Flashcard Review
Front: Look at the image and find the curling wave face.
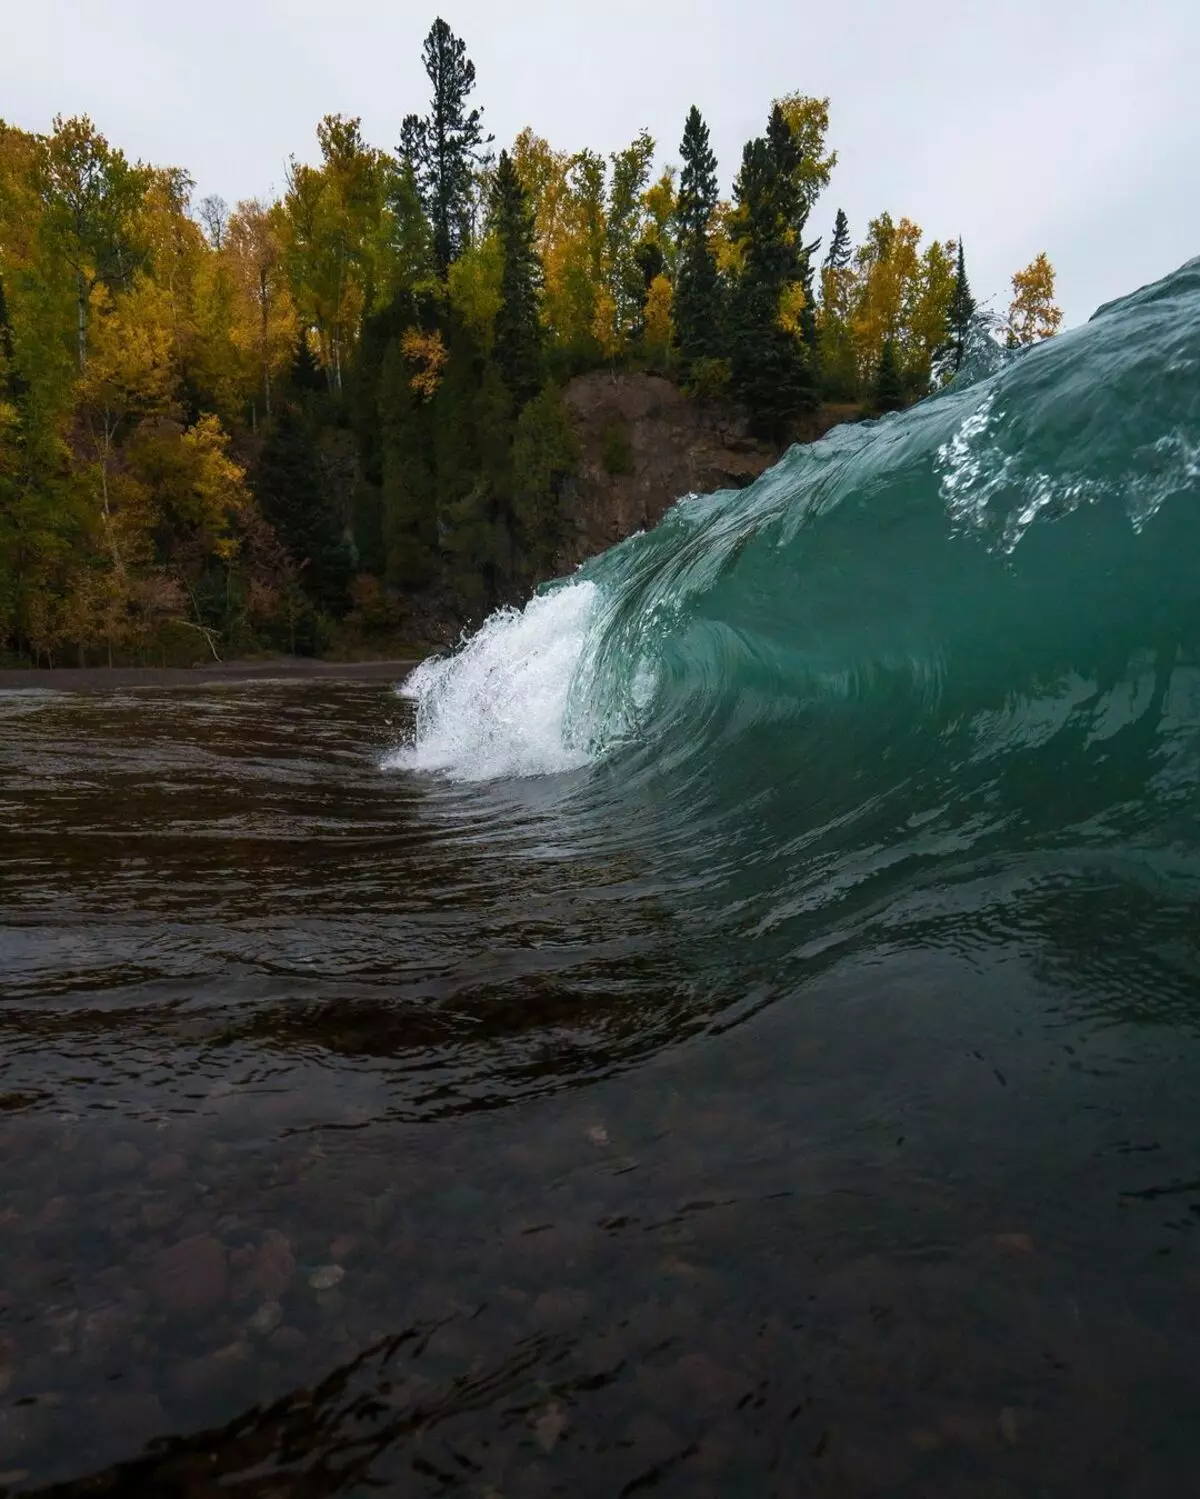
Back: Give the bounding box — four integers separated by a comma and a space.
393, 260, 1200, 1027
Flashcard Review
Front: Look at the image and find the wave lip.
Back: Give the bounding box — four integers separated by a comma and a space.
385, 583, 601, 781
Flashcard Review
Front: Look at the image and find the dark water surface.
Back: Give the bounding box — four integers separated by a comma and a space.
2, 677, 1200, 1497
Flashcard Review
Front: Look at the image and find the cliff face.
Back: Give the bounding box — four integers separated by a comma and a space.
554, 371, 854, 572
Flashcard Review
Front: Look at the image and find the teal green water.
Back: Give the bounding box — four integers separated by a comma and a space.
406, 258, 1200, 1030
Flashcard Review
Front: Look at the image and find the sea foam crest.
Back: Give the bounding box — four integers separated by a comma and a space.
385, 582, 600, 781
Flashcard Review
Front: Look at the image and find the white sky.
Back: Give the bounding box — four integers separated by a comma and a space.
3, 0, 1198, 327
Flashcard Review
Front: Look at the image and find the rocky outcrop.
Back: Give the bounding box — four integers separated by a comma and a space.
555, 371, 855, 571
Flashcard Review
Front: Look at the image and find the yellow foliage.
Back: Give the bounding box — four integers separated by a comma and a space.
591, 288, 620, 361
643, 273, 673, 359
81, 276, 176, 417
772, 94, 838, 214
642, 170, 677, 270
777, 282, 808, 340
1008, 252, 1063, 345
400, 326, 449, 399
711, 201, 745, 278
848, 214, 924, 381
447, 234, 504, 351
223, 199, 298, 418
178, 413, 249, 562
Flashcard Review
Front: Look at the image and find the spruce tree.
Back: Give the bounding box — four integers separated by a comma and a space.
947, 239, 977, 373
289, 330, 326, 395
823, 209, 851, 274
399, 18, 492, 276
254, 403, 350, 616
378, 339, 438, 589
727, 106, 818, 438
673, 106, 722, 374
489, 149, 543, 407
873, 338, 907, 414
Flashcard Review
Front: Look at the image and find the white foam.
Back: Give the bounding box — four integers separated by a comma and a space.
384, 582, 600, 781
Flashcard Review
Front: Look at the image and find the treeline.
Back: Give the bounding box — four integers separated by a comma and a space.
0, 17, 1063, 666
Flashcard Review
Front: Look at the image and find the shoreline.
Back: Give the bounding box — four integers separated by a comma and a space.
0, 658, 422, 691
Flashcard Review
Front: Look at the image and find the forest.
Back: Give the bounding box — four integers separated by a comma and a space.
0, 18, 1063, 665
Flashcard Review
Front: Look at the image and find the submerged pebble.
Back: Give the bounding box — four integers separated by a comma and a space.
246, 1301, 283, 1337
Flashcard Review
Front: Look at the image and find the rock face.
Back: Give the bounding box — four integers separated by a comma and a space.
555, 372, 854, 572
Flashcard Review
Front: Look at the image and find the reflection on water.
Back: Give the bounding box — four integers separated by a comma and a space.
2, 681, 1200, 1496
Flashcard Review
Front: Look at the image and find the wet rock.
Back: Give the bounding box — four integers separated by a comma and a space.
665, 1350, 745, 1410
0, 1401, 53, 1457
315, 1289, 346, 1317
147, 1234, 229, 1317
36, 1195, 72, 1228
623, 1413, 681, 1468
531, 1288, 590, 1327
690, 1418, 744, 1476
141, 1196, 185, 1232
45, 1306, 79, 1357
246, 1301, 284, 1338
93, 1391, 164, 1447
824, 1432, 914, 1492
940, 1407, 1002, 1449
998, 1406, 1026, 1446
533, 1402, 567, 1454
309, 1264, 345, 1291
167, 1341, 250, 1404
268, 1325, 307, 1353
252, 1232, 296, 1298
104, 1141, 143, 1174
78, 1304, 135, 1364
994, 1232, 1036, 1256
147, 1152, 188, 1184
329, 1234, 359, 1262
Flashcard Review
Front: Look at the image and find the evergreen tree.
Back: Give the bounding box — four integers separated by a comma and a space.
289, 329, 326, 395
254, 403, 350, 617
399, 18, 492, 276
511, 385, 578, 579
0, 273, 27, 401
818, 209, 858, 400
823, 208, 851, 273
673, 106, 722, 373
947, 239, 977, 373
873, 337, 906, 413
489, 149, 543, 406
727, 107, 818, 438
377, 336, 439, 589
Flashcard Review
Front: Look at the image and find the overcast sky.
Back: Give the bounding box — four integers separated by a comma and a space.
3, 0, 1197, 327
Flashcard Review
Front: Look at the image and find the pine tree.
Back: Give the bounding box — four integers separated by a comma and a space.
727, 107, 818, 438
399, 18, 492, 276
947, 239, 977, 373
673, 106, 721, 374
489, 149, 543, 406
873, 337, 906, 414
